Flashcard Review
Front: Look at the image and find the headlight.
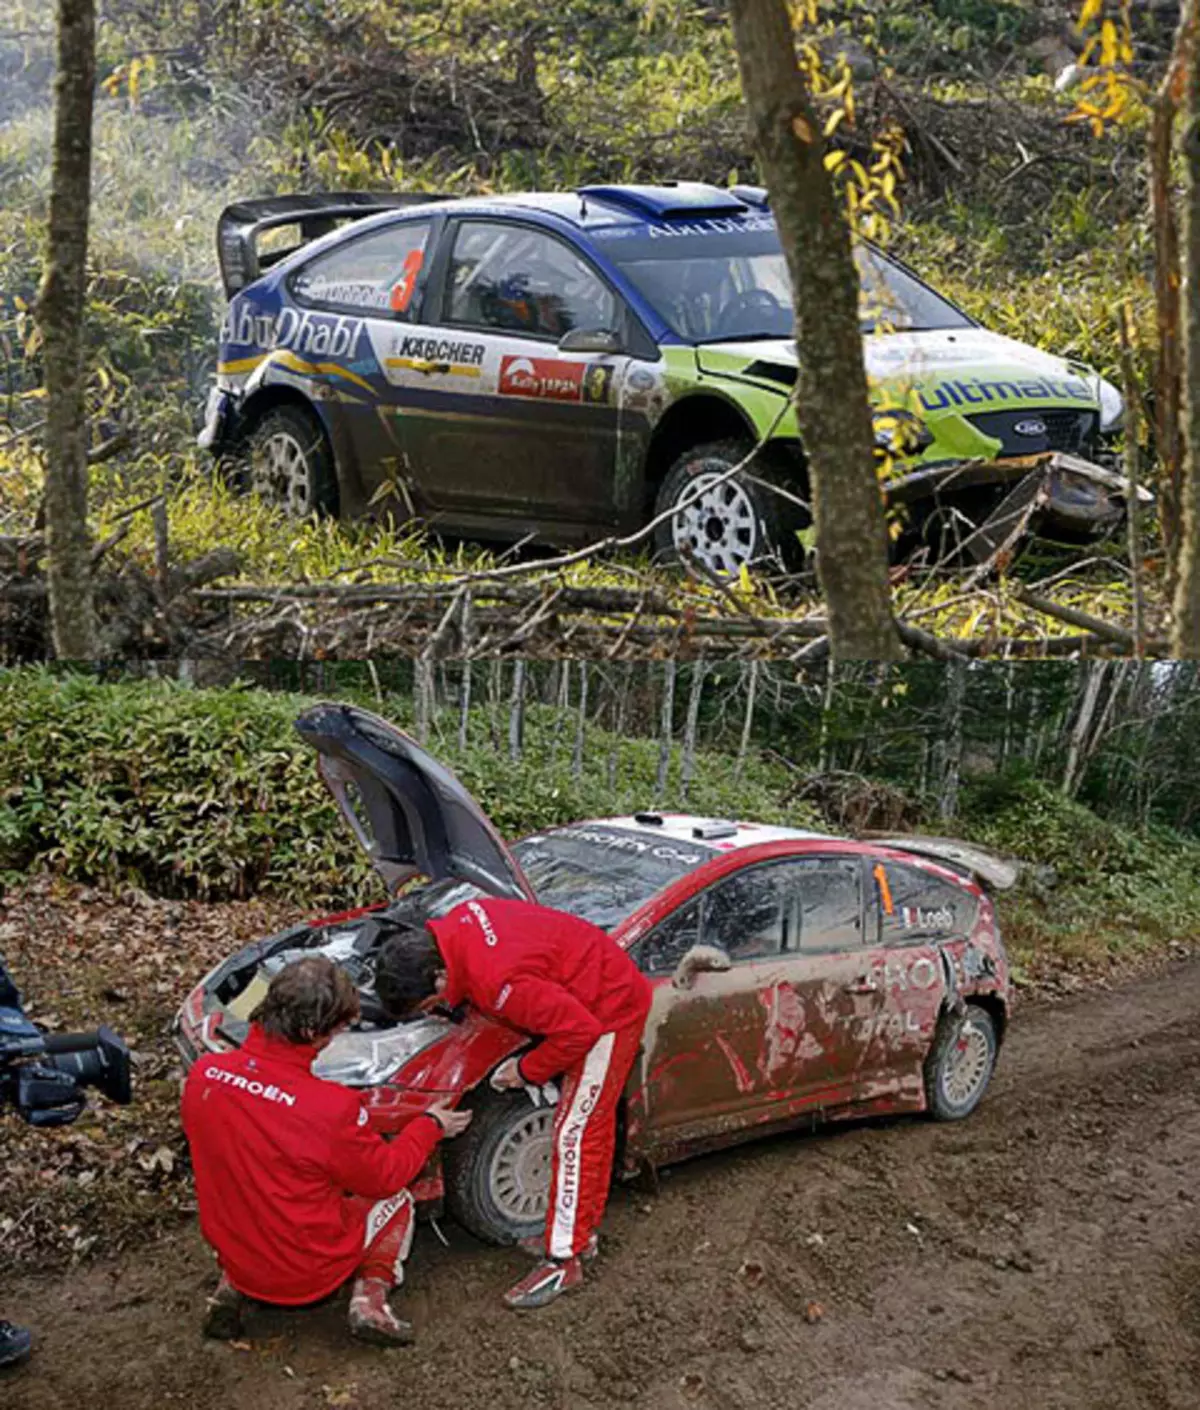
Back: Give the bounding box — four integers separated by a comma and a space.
872, 408, 934, 457
1098, 376, 1124, 432
312, 1018, 451, 1087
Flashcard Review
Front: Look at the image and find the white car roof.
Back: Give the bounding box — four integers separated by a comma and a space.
590, 814, 840, 852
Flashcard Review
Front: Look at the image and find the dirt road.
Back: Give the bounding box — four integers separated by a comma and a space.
6, 956, 1200, 1410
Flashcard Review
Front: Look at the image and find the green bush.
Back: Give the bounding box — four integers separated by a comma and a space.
0, 668, 813, 904
961, 773, 1200, 960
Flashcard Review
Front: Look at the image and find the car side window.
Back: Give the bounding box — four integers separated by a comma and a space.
873, 861, 975, 944
701, 867, 791, 962
292, 221, 431, 319
637, 899, 701, 977
790, 858, 863, 952
444, 221, 617, 339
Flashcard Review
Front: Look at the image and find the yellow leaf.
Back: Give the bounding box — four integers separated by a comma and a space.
823, 108, 846, 137
823, 149, 848, 172
1079, 0, 1103, 27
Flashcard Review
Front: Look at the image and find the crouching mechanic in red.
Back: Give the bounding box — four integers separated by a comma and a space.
374, 897, 652, 1312
181, 956, 471, 1345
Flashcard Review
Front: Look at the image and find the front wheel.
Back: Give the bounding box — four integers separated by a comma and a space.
923, 1004, 998, 1121
652, 438, 808, 579
244, 404, 338, 517
443, 1088, 555, 1245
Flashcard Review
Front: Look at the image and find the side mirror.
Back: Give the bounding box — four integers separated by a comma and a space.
672, 944, 732, 991
557, 327, 623, 355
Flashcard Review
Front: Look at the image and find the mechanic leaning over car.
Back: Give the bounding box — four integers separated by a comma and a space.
180, 955, 472, 1346
374, 896, 653, 1312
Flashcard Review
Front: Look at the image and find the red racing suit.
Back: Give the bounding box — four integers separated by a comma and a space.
429, 897, 652, 1259
181, 1024, 442, 1304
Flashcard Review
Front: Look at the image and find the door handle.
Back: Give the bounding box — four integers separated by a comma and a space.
845, 975, 878, 994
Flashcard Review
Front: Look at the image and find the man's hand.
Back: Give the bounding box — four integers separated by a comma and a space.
428, 1101, 473, 1138
490, 1056, 525, 1091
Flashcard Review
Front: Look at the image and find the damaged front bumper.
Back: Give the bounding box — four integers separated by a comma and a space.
197, 385, 237, 451
885, 450, 1154, 563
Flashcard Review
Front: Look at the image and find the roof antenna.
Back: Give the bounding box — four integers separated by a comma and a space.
579, 192, 589, 219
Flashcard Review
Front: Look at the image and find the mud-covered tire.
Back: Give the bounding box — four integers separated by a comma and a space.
244, 404, 338, 517
443, 1088, 555, 1246
923, 1004, 998, 1122
652, 437, 808, 578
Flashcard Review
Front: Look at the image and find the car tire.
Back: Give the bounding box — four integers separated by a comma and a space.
443, 1087, 556, 1246
244, 404, 338, 517
923, 1003, 998, 1122
652, 437, 808, 578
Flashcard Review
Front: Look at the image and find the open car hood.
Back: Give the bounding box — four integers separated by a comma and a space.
863, 834, 1019, 893
294, 703, 534, 899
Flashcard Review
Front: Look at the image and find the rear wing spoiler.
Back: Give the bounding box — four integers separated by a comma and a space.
860, 834, 1019, 893
216, 191, 451, 299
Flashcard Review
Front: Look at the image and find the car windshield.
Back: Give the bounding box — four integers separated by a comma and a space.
511, 826, 713, 929
410, 825, 714, 932
597, 219, 971, 341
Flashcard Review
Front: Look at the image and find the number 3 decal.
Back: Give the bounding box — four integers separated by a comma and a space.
390, 247, 425, 314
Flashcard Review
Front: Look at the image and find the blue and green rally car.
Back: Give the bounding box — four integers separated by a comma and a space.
200, 181, 1143, 576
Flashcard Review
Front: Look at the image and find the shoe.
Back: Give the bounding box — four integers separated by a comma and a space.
518, 1232, 599, 1262
201, 1273, 245, 1340
0, 1321, 32, 1368
503, 1257, 584, 1311
348, 1277, 414, 1347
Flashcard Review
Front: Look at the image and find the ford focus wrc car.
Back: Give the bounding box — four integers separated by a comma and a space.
174, 704, 1015, 1246
200, 181, 1142, 577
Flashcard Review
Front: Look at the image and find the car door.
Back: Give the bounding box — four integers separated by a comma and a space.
737, 854, 894, 1110
287, 216, 439, 506
630, 861, 817, 1149
856, 857, 971, 1098
397, 217, 635, 528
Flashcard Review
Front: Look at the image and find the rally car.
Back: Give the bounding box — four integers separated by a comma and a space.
200, 182, 1142, 577
174, 703, 1015, 1246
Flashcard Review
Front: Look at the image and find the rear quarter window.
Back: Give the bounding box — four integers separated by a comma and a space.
873, 860, 976, 944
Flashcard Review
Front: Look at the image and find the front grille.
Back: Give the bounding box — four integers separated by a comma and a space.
967, 408, 1097, 457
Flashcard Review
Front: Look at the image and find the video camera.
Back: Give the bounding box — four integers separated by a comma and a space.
1, 999, 132, 1129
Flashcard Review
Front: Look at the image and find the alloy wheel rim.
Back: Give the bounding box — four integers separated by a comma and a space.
250, 430, 313, 515
942, 1019, 991, 1107
489, 1107, 554, 1223
670, 468, 759, 578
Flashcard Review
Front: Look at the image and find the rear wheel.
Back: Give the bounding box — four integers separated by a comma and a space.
652, 437, 808, 578
923, 1004, 998, 1121
244, 405, 338, 517
443, 1088, 554, 1245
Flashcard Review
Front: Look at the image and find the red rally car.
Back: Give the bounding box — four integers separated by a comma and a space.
174, 703, 1015, 1246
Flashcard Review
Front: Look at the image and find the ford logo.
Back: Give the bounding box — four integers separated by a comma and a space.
1014, 418, 1048, 437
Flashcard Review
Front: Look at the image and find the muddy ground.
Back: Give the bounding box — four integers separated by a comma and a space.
6, 949, 1200, 1410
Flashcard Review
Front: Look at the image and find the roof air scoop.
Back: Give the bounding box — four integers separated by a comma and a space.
576, 182, 750, 221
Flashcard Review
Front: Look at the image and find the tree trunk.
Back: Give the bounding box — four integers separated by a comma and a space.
458, 662, 472, 751
728, 0, 901, 660
680, 660, 708, 800
1063, 661, 1106, 798
508, 658, 526, 763
607, 661, 632, 790
817, 657, 837, 772
38, 0, 98, 659
734, 660, 760, 782
937, 659, 965, 820
414, 657, 435, 743
655, 660, 677, 801
1172, 0, 1200, 656
572, 662, 589, 782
